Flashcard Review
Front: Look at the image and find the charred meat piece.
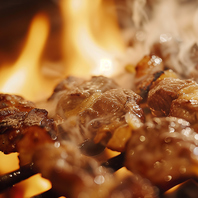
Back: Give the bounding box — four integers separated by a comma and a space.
49, 75, 119, 101
33, 141, 158, 198
17, 125, 56, 166
148, 77, 198, 124
125, 117, 198, 192
0, 94, 56, 165
0, 94, 35, 112
50, 76, 85, 95
135, 55, 164, 99
32, 141, 111, 198
96, 174, 159, 198
49, 76, 144, 152
0, 93, 35, 154
134, 54, 179, 101
85, 174, 159, 198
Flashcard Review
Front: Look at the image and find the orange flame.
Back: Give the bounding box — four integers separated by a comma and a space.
0, 13, 51, 101
61, 0, 125, 77
0, 1, 126, 197
0, 1, 125, 101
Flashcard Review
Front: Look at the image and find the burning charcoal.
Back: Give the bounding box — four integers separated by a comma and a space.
125, 117, 198, 192
48, 76, 144, 152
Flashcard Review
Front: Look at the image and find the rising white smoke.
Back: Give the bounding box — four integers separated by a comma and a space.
117, 0, 198, 80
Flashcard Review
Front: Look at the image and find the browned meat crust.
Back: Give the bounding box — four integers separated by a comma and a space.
101, 174, 158, 198
0, 94, 35, 154
0, 94, 56, 165
125, 117, 198, 191
147, 78, 198, 124
49, 76, 144, 151
135, 55, 164, 99
32, 141, 111, 198
32, 141, 158, 198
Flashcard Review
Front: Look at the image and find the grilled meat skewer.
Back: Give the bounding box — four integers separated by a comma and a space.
0, 93, 57, 166
125, 116, 198, 192
46, 75, 145, 152
134, 54, 198, 126
148, 77, 198, 125
2, 74, 198, 197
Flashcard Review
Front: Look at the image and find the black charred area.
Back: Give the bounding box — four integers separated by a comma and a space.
139, 70, 164, 101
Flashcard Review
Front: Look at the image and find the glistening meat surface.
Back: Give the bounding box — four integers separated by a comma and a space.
148, 78, 198, 124
48, 75, 144, 152
32, 141, 158, 198
0, 93, 57, 165
125, 117, 198, 191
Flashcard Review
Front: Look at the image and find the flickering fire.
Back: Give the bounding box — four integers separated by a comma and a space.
60, 0, 125, 77
0, 0, 125, 197
0, 13, 50, 101
0, 1, 126, 100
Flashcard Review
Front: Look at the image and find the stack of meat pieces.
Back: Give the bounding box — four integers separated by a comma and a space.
1, 56, 198, 197
47, 75, 145, 152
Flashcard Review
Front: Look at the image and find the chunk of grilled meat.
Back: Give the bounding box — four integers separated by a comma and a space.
48, 76, 144, 152
134, 54, 179, 101
0, 94, 35, 154
135, 55, 164, 100
0, 94, 57, 165
95, 174, 159, 198
125, 117, 198, 192
32, 141, 111, 198
32, 141, 158, 198
82, 173, 159, 198
97, 174, 158, 198
148, 77, 198, 124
